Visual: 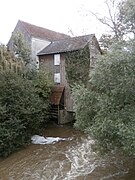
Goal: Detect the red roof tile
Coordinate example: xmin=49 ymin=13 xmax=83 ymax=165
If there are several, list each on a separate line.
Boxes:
xmin=19 ymin=20 xmax=70 ymax=41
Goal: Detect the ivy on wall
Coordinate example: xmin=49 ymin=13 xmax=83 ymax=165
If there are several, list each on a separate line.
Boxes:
xmin=65 ymin=45 xmax=90 ymax=86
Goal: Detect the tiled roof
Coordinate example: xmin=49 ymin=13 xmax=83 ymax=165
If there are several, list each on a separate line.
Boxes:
xmin=37 ymin=34 xmax=95 ymax=55
xmin=19 ymin=20 xmax=70 ymax=41
xmin=50 ymin=86 xmax=65 ymax=105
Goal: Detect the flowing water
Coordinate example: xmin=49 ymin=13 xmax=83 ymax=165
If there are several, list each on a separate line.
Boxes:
xmin=0 ymin=122 xmax=135 ymax=180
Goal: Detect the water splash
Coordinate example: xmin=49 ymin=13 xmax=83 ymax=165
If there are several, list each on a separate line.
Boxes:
xmin=64 ymin=137 xmax=100 ymax=179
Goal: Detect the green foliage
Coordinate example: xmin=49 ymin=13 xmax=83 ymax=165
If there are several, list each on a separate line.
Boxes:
xmin=0 ymin=44 xmax=12 ymax=61
xmin=0 ymin=70 xmax=52 ymax=157
xmin=0 ymin=44 xmax=24 ymax=73
xmin=99 ymin=34 xmax=116 ymax=50
xmin=73 ymin=85 xmax=99 ymax=130
xmin=98 ymin=0 xmax=135 ymax=48
xmin=32 ymin=70 xmax=53 ymax=99
xmin=13 ymin=32 xmax=31 ymax=64
xmin=121 ymin=0 xmax=135 ymax=37
xmin=65 ymin=45 xmax=90 ymax=86
xmin=73 ymin=41 xmax=135 ymax=155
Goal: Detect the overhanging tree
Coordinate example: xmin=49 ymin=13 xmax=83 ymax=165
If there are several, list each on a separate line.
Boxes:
xmin=90 ymin=0 xmax=135 ymax=50
xmin=90 ymin=0 xmax=126 ymax=41
xmin=120 ymin=0 xmax=135 ymax=38
xmin=73 ymin=41 xmax=135 ymax=155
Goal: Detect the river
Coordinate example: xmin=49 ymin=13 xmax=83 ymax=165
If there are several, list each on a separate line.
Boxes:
xmin=0 ymin=122 xmax=135 ymax=180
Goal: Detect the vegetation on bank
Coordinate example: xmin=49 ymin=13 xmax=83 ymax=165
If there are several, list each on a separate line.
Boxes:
xmin=0 ymin=70 xmax=52 ymax=157
xmin=71 ymin=0 xmax=135 ymax=156
xmin=0 ymin=42 xmax=52 ymax=157
xmin=73 ymin=40 xmax=135 ymax=155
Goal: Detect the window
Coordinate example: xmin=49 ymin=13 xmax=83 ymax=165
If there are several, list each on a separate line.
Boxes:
xmin=54 ymin=54 xmax=60 ymax=65
xmin=54 ymin=73 xmax=60 ymax=83
xmin=54 ymin=54 xmax=61 ymax=84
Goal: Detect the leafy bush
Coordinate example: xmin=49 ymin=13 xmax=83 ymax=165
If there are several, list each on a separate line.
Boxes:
xmin=73 ymin=41 xmax=135 ymax=155
xmin=32 ymin=70 xmax=53 ymax=99
xmin=0 ymin=71 xmax=51 ymax=157
xmin=73 ymin=85 xmax=99 ymax=130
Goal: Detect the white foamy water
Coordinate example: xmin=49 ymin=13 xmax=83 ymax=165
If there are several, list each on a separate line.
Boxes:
xmin=64 ymin=137 xmax=98 ymax=179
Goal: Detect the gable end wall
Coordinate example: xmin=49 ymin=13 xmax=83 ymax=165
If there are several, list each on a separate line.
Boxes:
xmin=89 ymin=36 xmax=101 ymax=67
xmin=7 ymin=21 xmax=32 ymax=52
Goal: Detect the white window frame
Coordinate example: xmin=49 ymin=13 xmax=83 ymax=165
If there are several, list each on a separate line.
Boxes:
xmin=54 ymin=54 xmax=60 ymax=65
xmin=54 ymin=73 xmax=60 ymax=83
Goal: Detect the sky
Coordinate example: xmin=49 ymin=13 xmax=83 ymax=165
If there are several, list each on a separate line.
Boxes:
xmin=0 ymin=0 xmax=109 ymax=45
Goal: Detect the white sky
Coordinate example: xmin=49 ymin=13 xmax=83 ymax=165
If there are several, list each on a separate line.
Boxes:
xmin=0 ymin=0 xmax=109 ymax=45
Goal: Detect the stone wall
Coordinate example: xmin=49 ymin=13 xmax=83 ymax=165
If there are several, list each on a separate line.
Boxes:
xmin=59 ymin=110 xmax=75 ymax=124
xmin=89 ymin=36 xmax=102 ymax=68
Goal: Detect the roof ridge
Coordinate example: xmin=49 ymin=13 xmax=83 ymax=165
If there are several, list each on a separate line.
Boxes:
xmin=19 ymin=20 xmax=69 ymax=39
xmin=51 ymin=34 xmax=95 ymax=43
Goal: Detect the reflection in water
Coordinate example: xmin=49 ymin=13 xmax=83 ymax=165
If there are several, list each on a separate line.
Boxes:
xmin=0 ymin=122 xmax=134 ymax=180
